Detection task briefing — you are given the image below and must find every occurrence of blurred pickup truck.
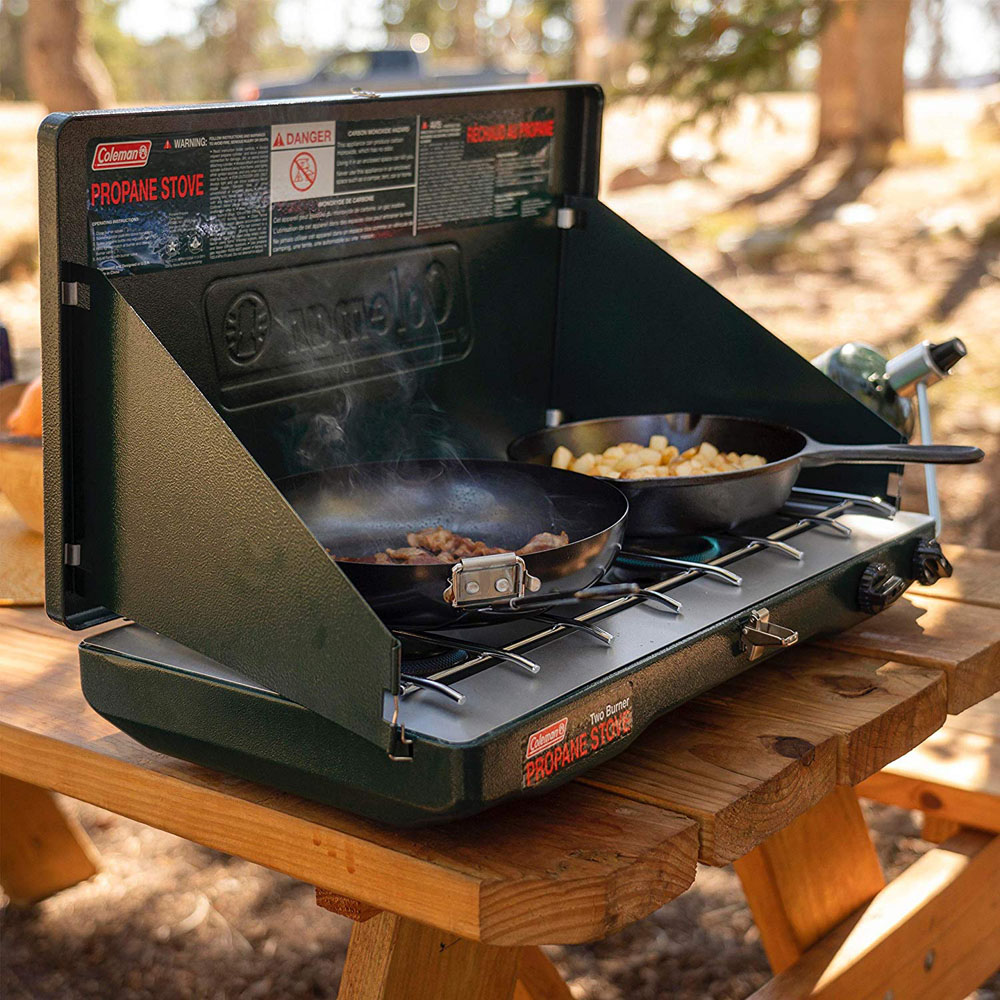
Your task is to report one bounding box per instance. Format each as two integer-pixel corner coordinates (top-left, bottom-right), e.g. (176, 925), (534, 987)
(233, 47), (537, 101)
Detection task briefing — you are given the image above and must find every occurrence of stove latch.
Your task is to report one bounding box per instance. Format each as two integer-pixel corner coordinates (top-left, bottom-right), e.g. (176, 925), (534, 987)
(443, 552), (541, 607)
(741, 607), (799, 662)
(912, 539), (953, 586)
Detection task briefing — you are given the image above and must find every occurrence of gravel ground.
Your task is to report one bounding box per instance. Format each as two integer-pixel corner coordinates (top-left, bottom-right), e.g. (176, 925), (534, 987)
(2, 90), (999, 998)
(3, 799), (996, 999)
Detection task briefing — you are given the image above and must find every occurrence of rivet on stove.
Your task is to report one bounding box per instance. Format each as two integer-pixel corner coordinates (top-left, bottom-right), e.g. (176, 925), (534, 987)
(466, 580), (481, 595)
(495, 578), (511, 594)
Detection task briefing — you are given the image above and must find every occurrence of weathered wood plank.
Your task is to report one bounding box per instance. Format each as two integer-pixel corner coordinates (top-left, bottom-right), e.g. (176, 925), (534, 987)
(910, 546), (1000, 610)
(747, 830), (1000, 1000)
(580, 648), (946, 865)
(0, 618), (698, 945)
(816, 593), (1000, 713)
(857, 728), (1000, 834)
(694, 648), (948, 785)
(734, 787), (885, 974)
(0, 775), (100, 905)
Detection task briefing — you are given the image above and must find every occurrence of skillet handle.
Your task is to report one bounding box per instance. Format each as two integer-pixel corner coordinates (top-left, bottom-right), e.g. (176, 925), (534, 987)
(801, 442), (984, 467)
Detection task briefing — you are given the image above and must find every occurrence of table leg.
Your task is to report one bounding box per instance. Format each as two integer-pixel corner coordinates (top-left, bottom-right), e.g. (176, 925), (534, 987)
(513, 946), (574, 1000)
(0, 775), (99, 905)
(337, 910), (521, 1000)
(734, 785), (885, 973)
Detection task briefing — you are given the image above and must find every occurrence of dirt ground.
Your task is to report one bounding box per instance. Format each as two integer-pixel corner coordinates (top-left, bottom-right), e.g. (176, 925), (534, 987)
(1, 91), (999, 998)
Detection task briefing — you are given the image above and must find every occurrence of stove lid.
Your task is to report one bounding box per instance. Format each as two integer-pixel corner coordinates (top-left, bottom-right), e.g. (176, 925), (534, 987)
(39, 84), (603, 751)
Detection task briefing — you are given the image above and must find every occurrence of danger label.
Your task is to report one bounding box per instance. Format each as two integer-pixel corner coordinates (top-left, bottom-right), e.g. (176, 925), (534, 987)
(522, 695), (634, 788)
(270, 120), (335, 204)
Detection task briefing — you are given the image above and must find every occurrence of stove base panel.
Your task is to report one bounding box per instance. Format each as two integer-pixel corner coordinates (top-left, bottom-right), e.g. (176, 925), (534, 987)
(78, 517), (936, 826)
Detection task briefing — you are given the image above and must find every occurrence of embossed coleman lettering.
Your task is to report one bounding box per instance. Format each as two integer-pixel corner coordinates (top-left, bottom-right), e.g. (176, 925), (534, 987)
(281, 261), (453, 353)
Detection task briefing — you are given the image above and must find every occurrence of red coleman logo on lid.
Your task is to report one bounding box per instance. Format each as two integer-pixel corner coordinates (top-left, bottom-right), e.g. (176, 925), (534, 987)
(92, 140), (152, 171)
(525, 717), (568, 760)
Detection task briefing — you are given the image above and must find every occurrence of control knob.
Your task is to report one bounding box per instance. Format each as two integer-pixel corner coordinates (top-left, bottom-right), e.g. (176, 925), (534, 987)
(857, 562), (906, 614)
(912, 539), (953, 587)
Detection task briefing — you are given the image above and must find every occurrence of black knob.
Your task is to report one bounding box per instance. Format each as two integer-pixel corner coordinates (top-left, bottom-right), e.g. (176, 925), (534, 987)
(929, 338), (966, 373)
(858, 562), (907, 614)
(912, 539), (953, 587)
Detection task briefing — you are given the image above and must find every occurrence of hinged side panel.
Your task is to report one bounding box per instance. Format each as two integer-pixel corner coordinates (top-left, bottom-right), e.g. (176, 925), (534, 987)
(553, 197), (903, 500)
(50, 274), (400, 750)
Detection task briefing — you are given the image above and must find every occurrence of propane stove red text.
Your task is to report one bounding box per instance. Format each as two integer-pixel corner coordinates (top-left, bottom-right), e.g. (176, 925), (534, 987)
(89, 173), (205, 207)
(466, 118), (555, 143)
(523, 698), (633, 787)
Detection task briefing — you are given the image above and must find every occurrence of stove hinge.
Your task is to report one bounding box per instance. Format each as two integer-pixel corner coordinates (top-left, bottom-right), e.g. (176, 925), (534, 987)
(387, 694), (414, 762)
(556, 206), (582, 229)
(60, 281), (90, 309)
(64, 543), (82, 567)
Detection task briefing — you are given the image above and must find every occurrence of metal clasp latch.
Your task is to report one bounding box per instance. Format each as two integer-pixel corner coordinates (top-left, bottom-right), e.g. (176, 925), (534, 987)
(741, 607), (799, 662)
(443, 552), (541, 607)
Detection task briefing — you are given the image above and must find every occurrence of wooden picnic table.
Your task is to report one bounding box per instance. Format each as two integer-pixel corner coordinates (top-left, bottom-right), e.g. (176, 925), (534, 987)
(1, 544), (998, 999)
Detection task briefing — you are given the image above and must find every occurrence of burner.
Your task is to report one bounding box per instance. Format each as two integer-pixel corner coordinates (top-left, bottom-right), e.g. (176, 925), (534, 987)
(610, 535), (723, 582)
(400, 644), (468, 677)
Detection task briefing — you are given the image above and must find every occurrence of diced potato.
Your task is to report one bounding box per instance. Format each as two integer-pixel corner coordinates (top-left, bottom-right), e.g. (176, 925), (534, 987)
(635, 447), (663, 466)
(551, 445), (573, 470)
(622, 465), (659, 479)
(615, 453), (645, 472)
(550, 436), (765, 481)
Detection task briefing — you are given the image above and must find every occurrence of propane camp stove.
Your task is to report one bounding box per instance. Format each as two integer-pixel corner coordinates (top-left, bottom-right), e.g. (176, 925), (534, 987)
(40, 84), (953, 825)
(77, 491), (946, 823)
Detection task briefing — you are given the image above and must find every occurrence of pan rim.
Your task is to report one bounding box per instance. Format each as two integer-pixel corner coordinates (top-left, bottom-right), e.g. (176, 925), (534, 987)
(507, 413), (807, 487)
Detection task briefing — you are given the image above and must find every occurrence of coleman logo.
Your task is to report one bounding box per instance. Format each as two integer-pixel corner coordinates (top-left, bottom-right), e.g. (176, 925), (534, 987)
(525, 718), (568, 760)
(92, 140), (152, 171)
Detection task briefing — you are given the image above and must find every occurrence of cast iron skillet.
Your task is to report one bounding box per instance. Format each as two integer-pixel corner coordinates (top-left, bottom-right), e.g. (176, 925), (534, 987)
(508, 413), (984, 537)
(277, 459), (629, 630)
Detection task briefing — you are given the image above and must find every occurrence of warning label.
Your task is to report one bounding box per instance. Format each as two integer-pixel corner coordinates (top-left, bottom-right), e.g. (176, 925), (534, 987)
(87, 106), (555, 274)
(269, 120), (335, 203)
(88, 129), (269, 273)
(417, 107), (555, 232)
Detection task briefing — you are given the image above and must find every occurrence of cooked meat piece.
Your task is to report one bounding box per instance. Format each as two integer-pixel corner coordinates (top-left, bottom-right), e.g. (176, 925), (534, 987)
(516, 530), (570, 555)
(385, 546), (451, 564)
(335, 526), (570, 565)
(406, 526), (505, 559)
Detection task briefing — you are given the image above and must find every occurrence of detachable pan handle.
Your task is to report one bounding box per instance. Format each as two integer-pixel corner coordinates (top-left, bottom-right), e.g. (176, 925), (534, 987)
(801, 442), (984, 467)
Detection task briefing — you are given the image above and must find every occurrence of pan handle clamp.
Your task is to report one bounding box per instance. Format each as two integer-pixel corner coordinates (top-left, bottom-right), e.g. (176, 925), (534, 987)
(741, 607), (799, 662)
(443, 552), (541, 607)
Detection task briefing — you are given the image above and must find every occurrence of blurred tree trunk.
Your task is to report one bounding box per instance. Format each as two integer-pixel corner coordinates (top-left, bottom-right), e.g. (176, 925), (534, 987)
(817, 0), (860, 150)
(574, 0), (609, 81)
(920, 0), (947, 87)
(453, 0), (479, 59)
(24, 0), (115, 111)
(816, 0), (911, 165)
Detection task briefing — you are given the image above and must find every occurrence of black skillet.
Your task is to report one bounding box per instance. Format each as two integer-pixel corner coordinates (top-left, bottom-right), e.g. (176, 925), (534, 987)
(508, 413), (984, 537)
(277, 459), (629, 630)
